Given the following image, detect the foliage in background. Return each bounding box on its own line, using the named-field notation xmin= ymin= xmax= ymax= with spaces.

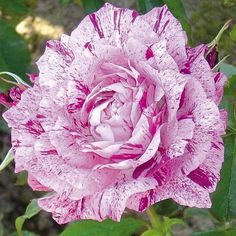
xmin=0 ymin=0 xmax=31 ymax=92
xmin=210 ymin=64 xmax=236 ymax=223
xmin=15 ymin=199 xmax=41 ymax=236
xmin=188 ymin=0 xmax=236 ymax=65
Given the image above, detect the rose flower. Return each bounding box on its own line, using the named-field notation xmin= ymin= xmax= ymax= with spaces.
xmin=3 ymin=3 xmax=227 ymax=224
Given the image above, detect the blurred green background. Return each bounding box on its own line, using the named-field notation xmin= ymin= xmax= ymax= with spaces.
xmin=0 ymin=0 xmax=235 ymax=236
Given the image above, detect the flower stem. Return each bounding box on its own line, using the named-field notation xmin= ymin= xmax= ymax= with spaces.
xmin=207 ymin=19 xmax=232 ymax=53
xmin=146 ymin=205 xmax=163 ymax=230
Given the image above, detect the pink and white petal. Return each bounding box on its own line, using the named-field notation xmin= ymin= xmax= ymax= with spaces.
xmin=177 ymin=78 xmax=206 ymax=118
xmin=27 ymin=73 xmax=39 ymax=83
xmin=141 ymin=5 xmax=187 ymax=65
xmin=167 ymin=118 xmax=195 ymax=158
xmin=69 ymin=3 xmax=139 ymax=50
xmin=98 ymin=177 xmax=157 ymax=221
xmin=81 ymin=141 xmax=123 ymax=158
xmin=158 ymin=70 xmax=188 ymax=121
xmin=92 ymin=43 xmax=128 ymax=69
xmin=3 ymin=84 xmax=42 ymax=127
xmin=187 ymin=136 xmax=224 ymax=192
xmin=186 ymin=44 xmax=206 ymax=63
xmin=130 ymin=101 xmax=142 ymax=127
xmin=124 ymin=37 xmax=149 ymax=63
xmin=30 ymin=154 xmax=119 ymax=200
xmin=10 ymin=128 xmax=37 ymax=172
xmin=37 ymin=39 xmax=73 ymax=93
xmin=38 ymin=193 xmax=104 ymax=224
xmin=158 ymin=70 xmax=189 ymax=147
xmin=128 ymin=108 xmax=153 ymax=148
xmin=26 ymin=131 xmax=119 ymax=199
xmin=170 ymin=177 xmax=211 ymax=208
xmin=220 ymin=109 xmax=228 ymax=130
xmin=123 ymin=124 xmax=161 ymax=166
xmin=96 ymin=126 xmax=161 ymax=170
xmin=187 ymin=45 xmax=217 ymax=102
xmin=154 ymin=125 xmax=213 ymax=181
xmin=38 ymin=177 xmax=157 ymax=223
xmin=174 ymin=127 xmax=212 ymax=176
xmin=214 ymin=72 xmax=227 ymax=104
xmin=47 ymin=123 xmax=104 ymax=168
xmin=178 ymin=79 xmax=224 ymax=135
xmin=28 ymin=174 xmax=51 ymax=191
xmin=193 ymin=99 xmax=224 ymax=134
xmin=151 ymin=40 xmax=179 ymax=71
xmin=127 ymin=176 xmax=211 ymax=212
xmin=65 ymin=53 xmax=93 ymax=90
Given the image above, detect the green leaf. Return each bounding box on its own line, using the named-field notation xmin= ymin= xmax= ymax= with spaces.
xmin=0 ymin=117 xmax=10 ymax=134
xmin=81 ymin=0 xmax=104 ymax=14
xmin=211 ymin=134 xmax=236 ymax=221
xmin=59 ymin=217 xmax=145 ymax=236
xmin=155 ymin=199 xmax=182 ymax=217
xmin=162 ymin=217 xmax=184 ymax=234
xmin=15 ymin=199 xmax=41 ymax=236
xmin=220 ymin=63 xmax=236 ymax=78
xmin=0 ymin=0 xmax=29 ymax=17
xmin=0 ymin=148 xmax=14 ymax=172
xmin=230 ymin=24 xmax=236 ymax=42
xmin=137 ymin=0 xmax=164 ymax=13
xmin=191 ymin=229 xmax=236 ymax=236
xmin=210 ymin=71 xmax=236 ymax=221
xmin=59 ymin=0 xmax=73 ymax=7
xmin=141 ymin=229 xmax=163 ymax=236
xmin=208 ymin=20 xmax=231 ymax=53
xmin=224 ymin=0 xmax=236 ymax=7
xmin=16 ymin=171 xmax=28 ymax=186
xmin=0 ymin=51 xmax=10 ymax=92
xmin=184 ymin=208 xmax=213 ymax=219
xmin=0 ymin=19 xmax=30 ymax=85
xmin=0 ymin=213 xmax=4 ymax=236
xmin=220 ymin=75 xmax=236 ymax=130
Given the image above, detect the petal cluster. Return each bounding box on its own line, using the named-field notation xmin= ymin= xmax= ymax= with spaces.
xmin=3 ymin=3 xmax=227 ymax=224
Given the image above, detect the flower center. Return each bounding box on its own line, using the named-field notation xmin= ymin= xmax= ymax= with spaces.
xmin=81 ymin=78 xmax=134 ymax=142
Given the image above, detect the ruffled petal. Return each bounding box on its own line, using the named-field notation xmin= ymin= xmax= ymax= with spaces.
xmin=127 ymin=176 xmax=211 ymax=212
xmin=38 ymin=176 xmax=156 ymax=223
xmin=69 ymin=3 xmax=139 ymax=50
xmin=187 ymin=136 xmax=224 ymax=192
xmin=141 ymin=5 xmax=187 ymax=66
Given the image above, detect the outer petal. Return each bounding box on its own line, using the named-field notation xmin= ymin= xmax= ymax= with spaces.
xmin=28 ymin=133 xmax=119 ymax=200
xmin=28 ymin=174 xmax=51 ymax=191
xmin=127 ymin=176 xmax=211 ymax=212
xmin=187 ymin=136 xmax=224 ymax=192
xmin=37 ymin=38 xmax=73 ymax=95
xmin=186 ymin=45 xmax=227 ymax=104
xmin=3 ymin=83 xmax=42 ymax=127
xmin=69 ymin=3 xmax=139 ymax=50
xmin=214 ymin=72 xmax=227 ymax=104
xmin=176 ymin=79 xmax=224 ymax=176
xmin=187 ymin=45 xmax=216 ymax=101
xmin=38 ymin=177 xmax=156 ymax=223
xmin=141 ymin=5 xmax=187 ymax=66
